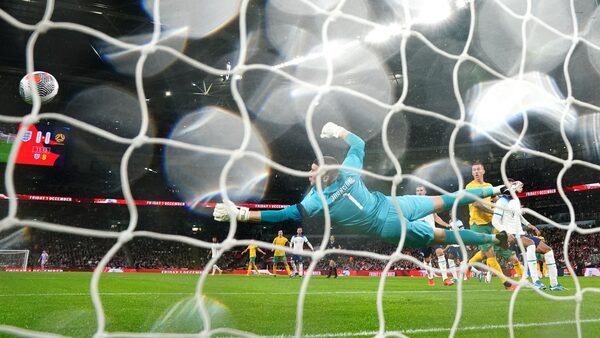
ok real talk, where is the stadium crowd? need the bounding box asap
[6,226,596,275]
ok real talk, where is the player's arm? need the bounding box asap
[473,200,494,214]
[491,199,506,233]
[521,216,541,236]
[214,204,302,223]
[257,247,266,255]
[320,122,365,171]
[467,183,495,214]
[214,189,325,223]
[434,214,451,228]
[305,237,314,251]
[241,246,249,255]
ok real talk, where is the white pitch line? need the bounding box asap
[0,289,508,297]
[269,318,600,337]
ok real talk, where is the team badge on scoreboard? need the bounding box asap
[22,131,32,142]
[55,133,66,143]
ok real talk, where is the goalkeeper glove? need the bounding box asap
[320,122,345,139]
[499,180,524,194]
[213,203,250,222]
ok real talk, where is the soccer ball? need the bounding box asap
[19,71,59,104]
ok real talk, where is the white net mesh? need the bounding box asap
[1,0,600,337]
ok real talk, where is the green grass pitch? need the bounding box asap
[1,273,599,337]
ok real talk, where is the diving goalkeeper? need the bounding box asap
[214,122,518,249]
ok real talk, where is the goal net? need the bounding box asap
[0,250,29,270]
[1,0,600,337]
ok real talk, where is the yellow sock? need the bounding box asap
[273,265,277,275]
[469,251,485,264]
[542,262,548,277]
[247,265,252,275]
[285,264,291,275]
[513,261,523,278]
[253,264,259,274]
[486,257,506,283]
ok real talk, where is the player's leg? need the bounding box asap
[394,190,494,223]
[536,254,544,278]
[298,257,304,277]
[419,249,435,286]
[466,224,513,289]
[432,183,521,215]
[519,235,545,289]
[542,258,548,278]
[380,217,507,254]
[435,246,453,285]
[253,259,260,274]
[327,259,337,278]
[272,257,279,276]
[534,240,567,290]
[330,261,335,278]
[467,250,486,279]
[290,257,298,277]
[508,254,523,279]
[446,247,461,281]
[283,256,292,276]
[250,257,259,275]
[468,250,485,265]
[482,248,513,289]
[393,185,509,222]
[494,240,523,279]
[432,227,508,248]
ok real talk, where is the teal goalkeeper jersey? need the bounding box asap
[261,133,391,237]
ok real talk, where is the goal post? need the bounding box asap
[0,250,29,270]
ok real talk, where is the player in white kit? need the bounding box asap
[443,220,468,281]
[208,237,223,275]
[491,180,567,291]
[289,227,314,277]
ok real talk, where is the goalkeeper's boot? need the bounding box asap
[532,280,547,290]
[550,284,568,291]
[496,231,509,249]
[443,278,455,286]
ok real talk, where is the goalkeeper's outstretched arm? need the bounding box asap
[213,202,304,223]
[214,122,352,224]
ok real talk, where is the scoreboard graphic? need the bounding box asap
[0,122,69,167]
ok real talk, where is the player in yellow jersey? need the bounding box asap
[466,161,517,290]
[241,242,266,275]
[272,230,292,277]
